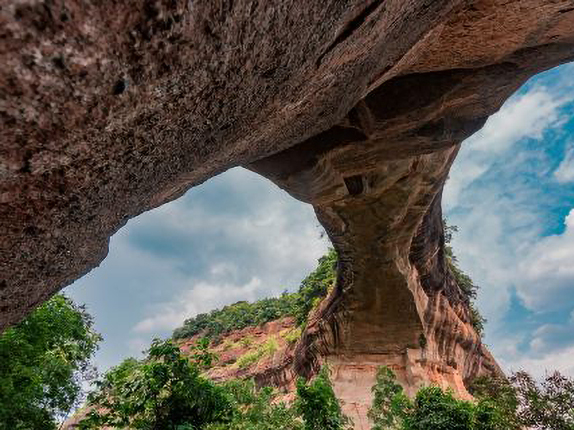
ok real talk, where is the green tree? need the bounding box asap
[0,294,101,430]
[472,371,574,429]
[511,371,574,430]
[80,339,233,430]
[295,366,353,430]
[368,366,507,430]
[295,249,337,325]
[206,379,303,430]
[81,344,352,430]
[368,366,410,430]
[403,387,475,430]
[470,375,521,429]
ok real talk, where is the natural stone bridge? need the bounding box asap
[2,1,574,424]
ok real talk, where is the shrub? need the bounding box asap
[403,387,475,430]
[81,345,349,430]
[443,220,486,336]
[294,249,338,326]
[470,375,520,429]
[368,366,508,430]
[369,366,410,430]
[282,327,302,344]
[206,380,303,430]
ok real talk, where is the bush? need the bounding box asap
[294,250,338,326]
[470,375,520,429]
[235,337,279,369]
[369,366,410,430]
[282,327,302,344]
[206,380,303,430]
[82,346,349,430]
[403,387,475,430]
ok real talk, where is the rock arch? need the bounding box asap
[2,3,574,408]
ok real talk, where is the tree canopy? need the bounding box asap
[80,339,352,430]
[0,294,101,430]
[369,366,511,430]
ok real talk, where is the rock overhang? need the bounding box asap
[1,0,574,348]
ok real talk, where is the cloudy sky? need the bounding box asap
[66,62,574,378]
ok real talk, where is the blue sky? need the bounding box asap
[66,62,574,378]
[66,170,329,370]
[443,62,574,376]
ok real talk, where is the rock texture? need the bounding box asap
[2,1,574,425]
[1,0,464,327]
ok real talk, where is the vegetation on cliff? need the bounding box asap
[172,249,337,340]
[0,295,101,430]
[444,221,487,336]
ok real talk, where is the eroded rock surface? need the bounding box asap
[2,1,574,424]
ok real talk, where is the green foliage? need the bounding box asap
[281,327,302,344]
[80,339,233,430]
[206,380,303,430]
[235,337,279,369]
[172,294,300,340]
[443,220,487,336]
[82,346,350,430]
[0,294,101,430]
[294,250,338,325]
[172,250,338,340]
[470,375,521,429]
[295,367,353,430]
[404,387,475,430]
[368,367,507,430]
[369,366,410,430]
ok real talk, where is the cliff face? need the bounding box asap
[2,2,574,426]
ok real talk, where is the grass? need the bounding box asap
[235,337,279,369]
[280,327,302,344]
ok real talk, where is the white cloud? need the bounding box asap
[445,86,572,207]
[444,63,574,378]
[133,277,265,333]
[554,144,574,183]
[501,345,574,379]
[471,90,566,153]
[67,167,329,371]
[517,209,574,310]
